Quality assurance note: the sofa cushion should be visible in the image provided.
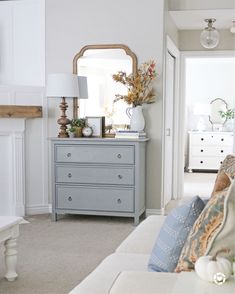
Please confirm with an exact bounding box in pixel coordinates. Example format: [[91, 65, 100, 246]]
[[109, 271, 179, 294], [109, 271, 235, 294], [175, 186, 231, 272], [68, 253, 149, 294], [148, 196, 205, 272], [116, 215, 166, 255]]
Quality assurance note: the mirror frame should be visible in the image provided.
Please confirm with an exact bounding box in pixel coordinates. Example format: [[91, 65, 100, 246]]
[[209, 98, 228, 128], [72, 44, 138, 118]]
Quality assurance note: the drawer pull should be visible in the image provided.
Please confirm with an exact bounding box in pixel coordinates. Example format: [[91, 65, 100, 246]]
[[200, 149, 204, 152], [220, 161, 223, 164], [117, 198, 122, 204], [67, 153, 71, 158], [118, 174, 123, 179], [68, 173, 72, 178], [221, 138, 224, 141], [221, 150, 224, 153], [117, 154, 122, 159], [201, 138, 204, 141], [68, 196, 72, 202], [200, 161, 203, 164]]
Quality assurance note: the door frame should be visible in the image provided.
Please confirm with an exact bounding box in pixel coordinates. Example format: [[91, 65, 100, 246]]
[[177, 50, 235, 203], [161, 35, 180, 209]]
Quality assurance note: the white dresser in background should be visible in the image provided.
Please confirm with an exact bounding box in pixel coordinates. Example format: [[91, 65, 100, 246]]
[[188, 131, 234, 172]]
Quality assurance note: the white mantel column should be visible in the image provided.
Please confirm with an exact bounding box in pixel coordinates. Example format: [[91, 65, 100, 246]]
[[0, 119, 25, 216]]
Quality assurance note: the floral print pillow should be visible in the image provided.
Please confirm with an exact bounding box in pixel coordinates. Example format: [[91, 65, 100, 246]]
[[175, 189, 228, 272]]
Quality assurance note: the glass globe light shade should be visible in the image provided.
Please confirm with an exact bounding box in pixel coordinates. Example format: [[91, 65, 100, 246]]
[[200, 19, 220, 49], [200, 28, 220, 49]]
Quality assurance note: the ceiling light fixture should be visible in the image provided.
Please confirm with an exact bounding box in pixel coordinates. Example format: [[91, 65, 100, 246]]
[[230, 21, 235, 33], [200, 18, 220, 49]]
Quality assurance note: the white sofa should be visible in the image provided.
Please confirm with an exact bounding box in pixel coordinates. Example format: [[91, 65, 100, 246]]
[[69, 215, 235, 294]]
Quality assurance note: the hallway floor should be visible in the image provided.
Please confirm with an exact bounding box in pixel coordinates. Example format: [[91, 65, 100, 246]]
[[165, 171, 217, 213], [183, 171, 217, 198]]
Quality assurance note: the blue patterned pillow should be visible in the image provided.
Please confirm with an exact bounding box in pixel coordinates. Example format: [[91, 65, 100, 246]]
[[148, 196, 205, 272]]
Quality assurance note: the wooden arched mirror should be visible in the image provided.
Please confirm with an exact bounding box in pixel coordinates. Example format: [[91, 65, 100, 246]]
[[72, 44, 137, 130]]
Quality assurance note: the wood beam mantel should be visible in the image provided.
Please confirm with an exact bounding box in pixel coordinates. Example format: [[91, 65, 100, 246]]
[[0, 105, 42, 118]]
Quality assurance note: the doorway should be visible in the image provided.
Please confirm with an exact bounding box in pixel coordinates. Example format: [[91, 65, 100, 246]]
[[180, 52, 235, 200]]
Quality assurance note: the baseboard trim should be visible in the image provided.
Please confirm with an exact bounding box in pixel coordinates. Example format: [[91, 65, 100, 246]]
[[146, 209, 163, 217], [26, 206, 162, 217], [15, 204, 25, 217], [26, 204, 51, 215]]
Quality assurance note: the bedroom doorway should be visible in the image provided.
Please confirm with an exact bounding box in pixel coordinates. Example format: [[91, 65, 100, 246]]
[[180, 53, 235, 200]]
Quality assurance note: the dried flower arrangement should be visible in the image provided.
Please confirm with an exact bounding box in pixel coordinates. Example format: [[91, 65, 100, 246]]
[[112, 60, 157, 107]]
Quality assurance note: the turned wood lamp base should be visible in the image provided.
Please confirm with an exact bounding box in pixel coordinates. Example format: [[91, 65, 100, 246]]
[[57, 97, 70, 138]]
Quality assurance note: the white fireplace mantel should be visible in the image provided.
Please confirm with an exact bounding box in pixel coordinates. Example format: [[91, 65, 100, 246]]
[[0, 118, 26, 216]]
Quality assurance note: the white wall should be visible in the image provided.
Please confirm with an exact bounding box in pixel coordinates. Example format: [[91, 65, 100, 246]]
[[0, 0, 45, 86], [165, 14, 179, 47], [0, 0, 47, 216], [46, 0, 165, 210], [165, 1, 179, 47]]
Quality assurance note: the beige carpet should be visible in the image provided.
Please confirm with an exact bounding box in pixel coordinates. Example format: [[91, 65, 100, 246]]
[[0, 214, 134, 294]]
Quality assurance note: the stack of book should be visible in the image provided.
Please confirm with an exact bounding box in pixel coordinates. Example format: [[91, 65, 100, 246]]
[[115, 130, 147, 139]]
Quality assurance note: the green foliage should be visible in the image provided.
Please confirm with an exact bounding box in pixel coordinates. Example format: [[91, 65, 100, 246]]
[[219, 109, 235, 120], [70, 118, 86, 128], [68, 126, 76, 133]]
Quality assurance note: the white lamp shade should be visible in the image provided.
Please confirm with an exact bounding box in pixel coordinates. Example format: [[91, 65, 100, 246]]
[[194, 103, 211, 115], [46, 73, 80, 98]]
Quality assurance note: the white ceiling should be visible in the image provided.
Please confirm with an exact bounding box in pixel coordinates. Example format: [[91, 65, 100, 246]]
[[169, 9, 235, 30]]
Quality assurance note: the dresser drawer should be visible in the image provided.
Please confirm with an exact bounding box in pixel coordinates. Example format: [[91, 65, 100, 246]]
[[56, 185, 134, 212], [191, 133, 233, 146], [55, 145, 134, 164], [189, 157, 224, 170], [191, 146, 233, 157], [55, 165, 134, 185]]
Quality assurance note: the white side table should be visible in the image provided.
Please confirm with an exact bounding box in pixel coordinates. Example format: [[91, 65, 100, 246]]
[[0, 216, 22, 281]]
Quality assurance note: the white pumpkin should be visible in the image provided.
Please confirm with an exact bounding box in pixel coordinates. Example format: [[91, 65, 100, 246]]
[[195, 249, 232, 283]]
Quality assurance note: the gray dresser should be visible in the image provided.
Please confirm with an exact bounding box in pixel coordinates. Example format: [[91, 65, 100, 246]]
[[50, 138, 148, 224]]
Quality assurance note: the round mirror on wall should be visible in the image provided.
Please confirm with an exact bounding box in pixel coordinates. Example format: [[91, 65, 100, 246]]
[[72, 44, 137, 134]]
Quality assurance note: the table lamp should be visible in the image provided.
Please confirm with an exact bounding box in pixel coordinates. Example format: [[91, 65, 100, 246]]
[[46, 73, 82, 138], [193, 103, 211, 131]]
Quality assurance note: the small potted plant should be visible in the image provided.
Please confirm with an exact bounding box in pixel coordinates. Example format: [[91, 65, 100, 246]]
[[68, 126, 76, 138], [70, 118, 86, 137]]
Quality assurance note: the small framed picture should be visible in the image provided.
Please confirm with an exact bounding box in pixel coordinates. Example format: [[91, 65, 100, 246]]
[[86, 116, 105, 137]]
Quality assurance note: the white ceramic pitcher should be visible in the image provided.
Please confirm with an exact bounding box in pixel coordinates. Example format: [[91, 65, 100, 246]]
[[126, 105, 145, 131]]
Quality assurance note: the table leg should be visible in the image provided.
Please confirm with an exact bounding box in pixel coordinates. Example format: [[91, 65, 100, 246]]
[[4, 238, 18, 281]]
